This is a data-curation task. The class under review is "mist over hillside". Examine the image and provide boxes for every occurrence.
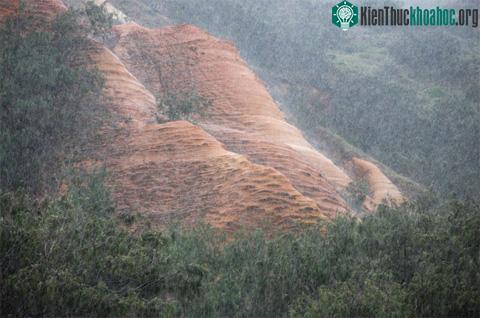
[106,0,479,199]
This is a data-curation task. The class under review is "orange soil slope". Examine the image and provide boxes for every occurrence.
[0,0,334,230]
[352,157,405,208]
[82,34,331,230]
[0,1,17,23]
[111,23,358,217]
[0,0,66,24]
[1,0,404,230]
[86,42,158,127]
[104,120,328,230]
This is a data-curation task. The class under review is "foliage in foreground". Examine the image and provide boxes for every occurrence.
[1,175,479,317]
[0,3,112,195]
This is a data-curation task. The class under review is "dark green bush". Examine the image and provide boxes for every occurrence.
[2,178,479,317]
[84,0,114,37]
[0,172,205,317]
[0,4,112,195]
[346,179,370,206]
[157,90,212,122]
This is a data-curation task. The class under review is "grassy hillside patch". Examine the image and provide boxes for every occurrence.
[328,47,390,76]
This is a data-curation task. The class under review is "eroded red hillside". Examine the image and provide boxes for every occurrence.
[111,23,355,217]
[1,0,405,231]
[103,120,328,229]
[111,23,404,216]
[83,35,331,230]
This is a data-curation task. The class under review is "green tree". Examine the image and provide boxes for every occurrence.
[0,4,113,195]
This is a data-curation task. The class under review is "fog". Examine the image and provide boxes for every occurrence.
[102,0,479,198]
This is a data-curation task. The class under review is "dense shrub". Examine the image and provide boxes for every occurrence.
[346,179,370,207]
[1,177,479,317]
[0,4,112,195]
[157,90,211,122]
[0,172,206,317]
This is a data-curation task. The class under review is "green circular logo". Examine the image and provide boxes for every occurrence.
[332,1,359,31]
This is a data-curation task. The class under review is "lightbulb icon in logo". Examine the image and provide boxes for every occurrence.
[332,1,358,31]
[337,6,353,30]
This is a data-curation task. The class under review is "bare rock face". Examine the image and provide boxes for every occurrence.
[1,0,405,231]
